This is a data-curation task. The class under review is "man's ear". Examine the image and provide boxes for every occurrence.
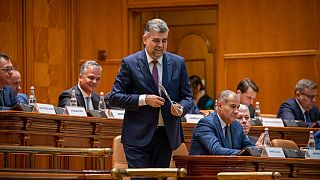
[236,89,241,94]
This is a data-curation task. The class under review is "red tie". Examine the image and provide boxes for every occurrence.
[152,61,158,85]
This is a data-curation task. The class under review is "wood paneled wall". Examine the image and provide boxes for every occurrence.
[0,0,319,114]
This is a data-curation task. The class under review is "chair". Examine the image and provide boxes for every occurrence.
[270,139,299,150]
[217,172,281,180]
[112,135,188,180]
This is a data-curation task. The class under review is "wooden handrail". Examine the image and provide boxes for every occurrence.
[217,172,281,180]
[111,168,187,180]
[0,145,112,169]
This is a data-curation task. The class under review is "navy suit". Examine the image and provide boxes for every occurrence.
[58,85,100,110]
[17,93,29,104]
[315,130,320,150]
[109,50,193,168]
[277,98,319,126]
[0,85,17,110]
[189,112,254,155]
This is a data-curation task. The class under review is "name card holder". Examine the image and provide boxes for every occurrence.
[261,118,284,127]
[109,109,125,119]
[65,106,87,117]
[261,147,285,158]
[184,114,204,123]
[34,103,56,114]
[305,149,320,159]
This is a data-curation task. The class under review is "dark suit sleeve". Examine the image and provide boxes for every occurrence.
[315,130,320,150]
[109,59,140,111]
[193,118,240,155]
[58,91,71,107]
[277,101,296,120]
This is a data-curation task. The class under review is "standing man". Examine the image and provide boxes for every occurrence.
[189,90,254,155]
[58,61,102,110]
[109,19,193,171]
[0,52,17,110]
[7,70,29,104]
[277,79,319,127]
[236,78,259,118]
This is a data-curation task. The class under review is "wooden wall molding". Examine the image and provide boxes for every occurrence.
[127,0,217,8]
[224,50,319,60]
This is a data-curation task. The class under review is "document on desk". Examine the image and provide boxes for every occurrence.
[158,83,179,114]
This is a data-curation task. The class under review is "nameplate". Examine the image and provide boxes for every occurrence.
[305,150,320,159]
[185,114,204,123]
[261,147,285,158]
[65,106,87,117]
[110,109,125,119]
[35,103,56,114]
[261,118,284,127]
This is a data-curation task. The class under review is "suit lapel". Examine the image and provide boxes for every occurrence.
[75,86,85,108]
[293,99,305,120]
[92,93,99,110]
[137,51,159,93]
[213,113,227,147]
[162,53,172,88]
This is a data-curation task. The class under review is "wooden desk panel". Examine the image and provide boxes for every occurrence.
[173,155,320,179]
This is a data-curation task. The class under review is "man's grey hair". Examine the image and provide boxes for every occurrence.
[239,104,249,113]
[0,52,10,62]
[218,90,239,104]
[295,79,317,92]
[144,19,169,36]
[80,60,102,75]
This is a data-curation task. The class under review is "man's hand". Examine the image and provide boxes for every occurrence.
[171,102,183,116]
[255,132,265,147]
[146,95,165,107]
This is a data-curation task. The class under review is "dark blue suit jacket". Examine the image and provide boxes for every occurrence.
[109,50,193,150]
[315,130,320,150]
[189,112,254,155]
[58,85,100,110]
[277,98,319,125]
[0,85,17,110]
[17,93,29,104]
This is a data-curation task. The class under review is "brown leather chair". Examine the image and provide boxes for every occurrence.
[270,139,299,150]
[112,135,188,180]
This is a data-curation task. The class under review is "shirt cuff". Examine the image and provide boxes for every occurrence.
[139,94,147,106]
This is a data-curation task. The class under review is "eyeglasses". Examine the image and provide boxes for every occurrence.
[0,67,15,73]
[299,91,318,100]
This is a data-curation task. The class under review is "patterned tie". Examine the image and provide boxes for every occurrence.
[152,60,158,85]
[225,125,232,148]
[85,97,91,110]
[304,111,311,123]
[0,89,4,106]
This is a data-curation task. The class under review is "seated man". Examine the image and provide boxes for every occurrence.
[58,61,102,110]
[237,104,258,144]
[189,90,254,155]
[277,79,319,127]
[0,52,17,110]
[7,70,29,104]
[315,130,320,150]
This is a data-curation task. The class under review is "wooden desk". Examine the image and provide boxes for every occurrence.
[0,111,319,170]
[173,155,320,179]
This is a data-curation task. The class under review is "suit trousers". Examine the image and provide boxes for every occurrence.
[123,127,172,180]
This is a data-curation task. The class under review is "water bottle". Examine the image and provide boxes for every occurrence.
[262,127,271,147]
[70,89,77,106]
[307,131,315,150]
[255,102,262,121]
[99,92,106,111]
[29,86,36,106]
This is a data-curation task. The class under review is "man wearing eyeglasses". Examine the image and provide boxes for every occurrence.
[0,52,17,110]
[58,61,102,110]
[189,90,254,155]
[277,79,319,127]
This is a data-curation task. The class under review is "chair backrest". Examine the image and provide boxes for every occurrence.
[112,135,128,169]
[270,139,299,150]
[217,172,281,180]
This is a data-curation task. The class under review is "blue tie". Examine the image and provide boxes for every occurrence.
[225,125,232,148]
[85,97,91,110]
[305,111,311,123]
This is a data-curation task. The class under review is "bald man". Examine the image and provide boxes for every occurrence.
[8,70,29,104]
